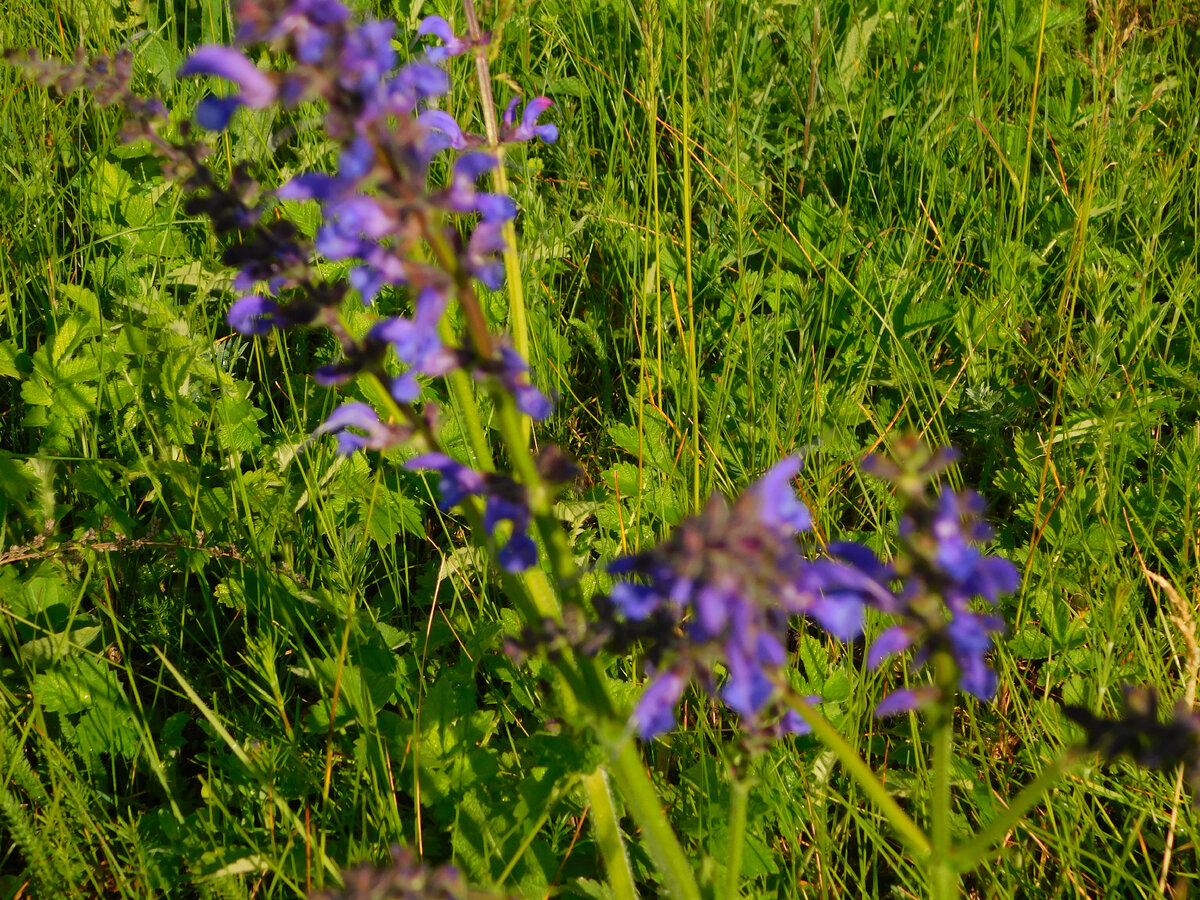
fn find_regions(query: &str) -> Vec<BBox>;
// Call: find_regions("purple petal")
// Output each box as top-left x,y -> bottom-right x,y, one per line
808,593 -> 864,641
749,457 -> 811,533
779,709 -> 811,736
417,14 -> 455,43
390,372 -> 421,403
867,625 -> 914,669
514,383 -> 553,420
484,495 -> 528,532
315,402 -> 379,435
721,649 -> 774,718
634,670 -> 687,739
276,172 -> 338,201
828,541 -> 893,582
874,689 -> 924,718
180,47 -> 275,107
498,532 -> 538,572
339,138 -> 376,181
610,582 -> 661,621
502,97 -> 520,129
476,193 -> 517,222
227,295 -> 278,335
693,585 -> 731,638
195,96 -> 243,131
418,110 -> 467,151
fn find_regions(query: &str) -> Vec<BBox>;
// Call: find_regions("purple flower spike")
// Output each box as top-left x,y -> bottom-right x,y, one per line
227,295 -> 280,335
502,97 -> 558,144
417,15 -> 470,63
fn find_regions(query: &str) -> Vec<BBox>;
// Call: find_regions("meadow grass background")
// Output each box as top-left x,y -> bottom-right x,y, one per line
0,0 -> 1198,896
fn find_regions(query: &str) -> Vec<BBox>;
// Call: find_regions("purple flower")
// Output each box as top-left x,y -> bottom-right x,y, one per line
875,688 -> 931,718
379,62 -> 449,115
497,532 -> 537,573
746,457 -> 812,533
485,495 -> 537,573
243,0 -> 351,64
180,46 -> 277,130
405,452 -> 486,509
417,15 -> 471,63
634,669 -> 689,739
602,456 -> 823,737
849,442 -> 1020,715
609,582 -> 660,621
466,221 -> 507,289
437,152 -> 517,222
502,97 -> 558,144
313,402 -> 410,455
227,295 -> 280,335
405,453 -> 539,571
867,625 -> 913,669
418,109 -> 471,157
493,347 -> 553,420
339,20 -> 396,92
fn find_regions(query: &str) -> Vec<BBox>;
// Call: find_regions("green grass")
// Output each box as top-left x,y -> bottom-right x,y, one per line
1,0 -> 1199,896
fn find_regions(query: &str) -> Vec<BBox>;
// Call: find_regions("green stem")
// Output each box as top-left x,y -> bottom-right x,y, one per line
605,734 -> 703,900
930,706 -> 956,900
929,653 -> 960,900
461,0 -> 532,442
782,690 -> 932,859
584,767 -> 640,900
952,755 -> 1070,875
723,776 -> 749,900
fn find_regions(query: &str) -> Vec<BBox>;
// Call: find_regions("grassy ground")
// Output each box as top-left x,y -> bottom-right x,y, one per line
1,0 -> 1199,896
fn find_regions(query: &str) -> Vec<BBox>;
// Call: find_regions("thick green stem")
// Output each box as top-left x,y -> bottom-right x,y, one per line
930,709 -> 956,900
584,767 -> 640,900
723,777 -> 749,900
782,690 -> 932,859
605,734 -> 703,900
929,653 -> 960,900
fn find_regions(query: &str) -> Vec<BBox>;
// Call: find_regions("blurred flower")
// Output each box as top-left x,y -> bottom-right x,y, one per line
179,46 -> 278,130
1066,686 -> 1200,806
856,439 -> 1019,715
309,845 -> 469,900
603,457 -> 844,738
502,97 -> 558,144
405,453 -> 538,572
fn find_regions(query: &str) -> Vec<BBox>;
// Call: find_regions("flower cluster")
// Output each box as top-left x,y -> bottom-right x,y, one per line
1065,686 -> 1200,805
310,845 -> 477,900
600,442 -> 1020,738
600,458 -> 857,738
168,0 -> 561,568
843,443 -> 1020,715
